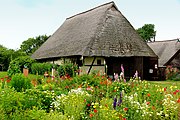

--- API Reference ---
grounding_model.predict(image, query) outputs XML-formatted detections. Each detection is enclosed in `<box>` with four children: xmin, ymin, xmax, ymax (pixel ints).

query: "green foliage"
<box><xmin>53</xmin><ymin>90</ymin><xmax>92</xmax><ymax>120</ymax></box>
<box><xmin>0</xmin><ymin>87</ymin><xmax>25</xmax><ymax>118</ymax></box>
<box><xmin>7</xmin><ymin>56</ymin><xmax>35</xmax><ymax>77</ymax></box>
<box><xmin>20</xmin><ymin>35</ymin><xmax>50</xmax><ymax>55</ymax></box>
<box><xmin>57</xmin><ymin>63</ymin><xmax>78</xmax><ymax>77</ymax></box>
<box><xmin>10</xmin><ymin>73</ymin><xmax>32</xmax><ymax>92</ymax></box>
<box><xmin>31</xmin><ymin>63</ymin><xmax>56</xmax><ymax>75</ymax></box>
<box><xmin>24</xmin><ymin>89</ymin><xmax>56</xmax><ymax>112</ymax></box>
<box><xmin>0</xmin><ymin>71</ymin><xmax>180</xmax><ymax>119</ymax></box>
<box><xmin>0</xmin><ymin>45</ymin><xmax>26</xmax><ymax>71</ymax></box>
<box><xmin>165</xmin><ymin>66</ymin><xmax>180</xmax><ymax>81</ymax></box>
<box><xmin>136</xmin><ymin>24</ymin><xmax>156</xmax><ymax>42</ymax></box>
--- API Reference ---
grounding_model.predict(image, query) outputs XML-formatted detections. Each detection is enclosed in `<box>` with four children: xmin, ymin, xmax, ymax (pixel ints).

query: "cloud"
<box><xmin>15</xmin><ymin>0</ymin><xmax>55</xmax><ymax>8</ymax></box>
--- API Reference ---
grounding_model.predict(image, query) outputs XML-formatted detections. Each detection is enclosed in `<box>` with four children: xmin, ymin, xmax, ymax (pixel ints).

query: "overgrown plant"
<box><xmin>7</xmin><ymin>56</ymin><xmax>35</xmax><ymax>77</ymax></box>
<box><xmin>31</xmin><ymin>63</ymin><xmax>58</xmax><ymax>75</ymax></box>
<box><xmin>57</xmin><ymin>63</ymin><xmax>78</xmax><ymax>77</ymax></box>
<box><xmin>10</xmin><ymin>73</ymin><xmax>32</xmax><ymax>92</ymax></box>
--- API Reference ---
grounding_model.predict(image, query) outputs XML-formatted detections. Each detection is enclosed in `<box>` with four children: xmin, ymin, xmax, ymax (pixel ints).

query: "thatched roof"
<box><xmin>32</xmin><ymin>1</ymin><xmax>157</xmax><ymax>60</ymax></box>
<box><xmin>148</xmin><ymin>39</ymin><xmax>180</xmax><ymax>67</ymax></box>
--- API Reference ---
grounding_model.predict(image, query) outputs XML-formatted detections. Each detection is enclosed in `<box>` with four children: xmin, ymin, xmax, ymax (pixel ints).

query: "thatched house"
<box><xmin>32</xmin><ymin>2</ymin><xmax>158</xmax><ymax>80</ymax></box>
<box><xmin>148</xmin><ymin>39</ymin><xmax>180</xmax><ymax>79</ymax></box>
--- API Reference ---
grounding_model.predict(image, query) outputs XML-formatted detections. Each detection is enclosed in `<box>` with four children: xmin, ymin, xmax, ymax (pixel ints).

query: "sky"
<box><xmin>0</xmin><ymin>0</ymin><xmax>180</xmax><ymax>50</ymax></box>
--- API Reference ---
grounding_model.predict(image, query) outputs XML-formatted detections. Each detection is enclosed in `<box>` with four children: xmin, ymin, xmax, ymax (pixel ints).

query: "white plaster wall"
<box><xmin>84</xmin><ymin>57</ymin><xmax>105</xmax><ymax>65</ymax></box>
<box><xmin>80</xmin><ymin>66</ymin><xmax>105</xmax><ymax>75</ymax></box>
<box><xmin>80</xmin><ymin>57</ymin><xmax>106</xmax><ymax>75</ymax></box>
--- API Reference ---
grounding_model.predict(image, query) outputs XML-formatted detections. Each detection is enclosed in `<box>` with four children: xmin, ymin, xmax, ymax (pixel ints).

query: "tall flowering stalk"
<box><xmin>120</xmin><ymin>64</ymin><xmax>125</xmax><ymax>82</ymax></box>
<box><xmin>114</xmin><ymin>73</ymin><xmax>119</xmax><ymax>82</ymax></box>
<box><xmin>118</xmin><ymin>91</ymin><xmax>123</xmax><ymax>106</ymax></box>
<box><xmin>113</xmin><ymin>97</ymin><xmax>117</xmax><ymax>109</ymax></box>
<box><xmin>134</xmin><ymin>70</ymin><xmax>138</xmax><ymax>80</ymax></box>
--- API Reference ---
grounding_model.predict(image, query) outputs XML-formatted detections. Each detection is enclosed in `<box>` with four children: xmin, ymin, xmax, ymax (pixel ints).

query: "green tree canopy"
<box><xmin>0</xmin><ymin>45</ymin><xmax>26</xmax><ymax>71</ymax></box>
<box><xmin>136</xmin><ymin>24</ymin><xmax>156</xmax><ymax>42</ymax></box>
<box><xmin>20</xmin><ymin>35</ymin><xmax>50</xmax><ymax>55</ymax></box>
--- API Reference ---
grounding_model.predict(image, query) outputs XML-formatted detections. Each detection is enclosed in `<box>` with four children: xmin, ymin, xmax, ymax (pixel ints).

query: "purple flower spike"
<box><xmin>118</xmin><ymin>92</ymin><xmax>123</xmax><ymax>106</ymax></box>
<box><xmin>113</xmin><ymin>97</ymin><xmax>117</xmax><ymax>109</ymax></box>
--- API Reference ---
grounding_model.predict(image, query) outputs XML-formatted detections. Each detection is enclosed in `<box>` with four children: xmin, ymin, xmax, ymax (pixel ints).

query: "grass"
<box><xmin>0</xmin><ymin>71</ymin><xmax>7</xmax><ymax>78</ymax></box>
<box><xmin>0</xmin><ymin>72</ymin><xmax>43</xmax><ymax>80</ymax></box>
<box><xmin>150</xmin><ymin>80</ymin><xmax>180</xmax><ymax>88</ymax></box>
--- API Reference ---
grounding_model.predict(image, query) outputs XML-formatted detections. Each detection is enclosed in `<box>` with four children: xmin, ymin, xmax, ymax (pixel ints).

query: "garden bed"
<box><xmin>0</xmin><ymin>73</ymin><xmax>179</xmax><ymax>120</ymax></box>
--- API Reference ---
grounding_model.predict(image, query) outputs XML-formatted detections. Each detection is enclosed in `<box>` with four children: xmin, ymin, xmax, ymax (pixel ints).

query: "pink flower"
<box><xmin>121</xmin><ymin>64</ymin><xmax>124</xmax><ymax>73</ymax></box>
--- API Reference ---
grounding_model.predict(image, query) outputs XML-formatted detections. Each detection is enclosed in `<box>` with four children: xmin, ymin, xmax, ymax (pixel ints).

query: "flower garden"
<box><xmin>0</xmin><ymin>65</ymin><xmax>180</xmax><ymax>120</ymax></box>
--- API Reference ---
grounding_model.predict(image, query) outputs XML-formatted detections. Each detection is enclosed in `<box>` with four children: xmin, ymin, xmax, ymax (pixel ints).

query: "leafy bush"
<box><xmin>24</xmin><ymin>89</ymin><xmax>56</xmax><ymax>112</ymax></box>
<box><xmin>7</xmin><ymin>56</ymin><xmax>35</xmax><ymax>77</ymax></box>
<box><xmin>10</xmin><ymin>73</ymin><xmax>32</xmax><ymax>92</ymax></box>
<box><xmin>57</xmin><ymin>63</ymin><xmax>78</xmax><ymax>77</ymax></box>
<box><xmin>52</xmin><ymin>88</ymin><xmax>92</xmax><ymax>119</ymax></box>
<box><xmin>165</xmin><ymin>66</ymin><xmax>180</xmax><ymax>81</ymax></box>
<box><xmin>31</xmin><ymin>63</ymin><xmax>57</xmax><ymax>75</ymax></box>
<box><xmin>0</xmin><ymin>87</ymin><xmax>25</xmax><ymax>118</ymax></box>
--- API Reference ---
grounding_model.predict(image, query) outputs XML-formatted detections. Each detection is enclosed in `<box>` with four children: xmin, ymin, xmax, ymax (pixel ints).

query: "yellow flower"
<box><xmin>162</xmin><ymin>88</ymin><xmax>164</xmax><ymax>92</ymax></box>
<box><xmin>93</xmin><ymin>105</ymin><xmax>96</xmax><ymax>108</ymax></box>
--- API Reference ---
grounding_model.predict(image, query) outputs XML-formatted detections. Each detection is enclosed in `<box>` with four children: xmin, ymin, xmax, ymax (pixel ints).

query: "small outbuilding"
<box><xmin>148</xmin><ymin>39</ymin><xmax>180</xmax><ymax>80</ymax></box>
<box><xmin>32</xmin><ymin>2</ymin><xmax>158</xmax><ymax>80</ymax></box>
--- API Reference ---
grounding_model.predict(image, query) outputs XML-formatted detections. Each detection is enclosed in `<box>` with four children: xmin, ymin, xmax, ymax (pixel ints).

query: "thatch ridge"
<box><xmin>67</xmin><ymin>1</ymin><xmax>115</xmax><ymax>20</ymax></box>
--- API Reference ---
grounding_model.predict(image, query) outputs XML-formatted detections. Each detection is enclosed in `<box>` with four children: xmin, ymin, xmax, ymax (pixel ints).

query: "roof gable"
<box><xmin>32</xmin><ymin>2</ymin><xmax>157</xmax><ymax>60</ymax></box>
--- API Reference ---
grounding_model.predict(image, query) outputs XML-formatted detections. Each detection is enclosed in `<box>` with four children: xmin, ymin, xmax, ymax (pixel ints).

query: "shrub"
<box><xmin>24</xmin><ymin>89</ymin><xmax>56</xmax><ymax>112</ymax></box>
<box><xmin>7</xmin><ymin>56</ymin><xmax>35</xmax><ymax>77</ymax></box>
<box><xmin>165</xmin><ymin>66</ymin><xmax>180</xmax><ymax>80</ymax></box>
<box><xmin>31</xmin><ymin>63</ymin><xmax>57</xmax><ymax>75</ymax></box>
<box><xmin>57</xmin><ymin>63</ymin><xmax>78</xmax><ymax>77</ymax></box>
<box><xmin>52</xmin><ymin>89</ymin><xmax>92</xmax><ymax>119</ymax></box>
<box><xmin>10</xmin><ymin>73</ymin><xmax>32</xmax><ymax>92</ymax></box>
<box><xmin>0</xmin><ymin>87</ymin><xmax>25</xmax><ymax>118</ymax></box>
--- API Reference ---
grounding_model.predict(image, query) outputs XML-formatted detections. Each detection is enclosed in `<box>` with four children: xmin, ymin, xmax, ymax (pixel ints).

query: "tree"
<box><xmin>0</xmin><ymin>45</ymin><xmax>26</xmax><ymax>71</ymax></box>
<box><xmin>20</xmin><ymin>35</ymin><xmax>50</xmax><ymax>55</ymax></box>
<box><xmin>136</xmin><ymin>24</ymin><xmax>156</xmax><ymax>42</ymax></box>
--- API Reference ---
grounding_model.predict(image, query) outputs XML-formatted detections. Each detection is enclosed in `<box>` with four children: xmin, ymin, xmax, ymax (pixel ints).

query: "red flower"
<box><xmin>164</xmin><ymin>87</ymin><xmax>167</xmax><ymax>92</ymax></box>
<box><xmin>146</xmin><ymin>101</ymin><xmax>150</xmax><ymax>105</ymax></box>
<box><xmin>5</xmin><ymin>76</ymin><xmax>9</xmax><ymax>79</ymax></box>
<box><xmin>6</xmin><ymin>79</ymin><xmax>11</xmax><ymax>83</ymax></box>
<box><xmin>94</xmin><ymin>109</ymin><xmax>98</xmax><ymax>113</ymax></box>
<box><xmin>65</xmin><ymin>86</ymin><xmax>69</xmax><ymax>89</ymax></box>
<box><xmin>123</xmin><ymin>107</ymin><xmax>128</xmax><ymax>111</ymax></box>
<box><xmin>176</xmin><ymin>90</ymin><xmax>179</xmax><ymax>93</ymax></box>
<box><xmin>1</xmin><ymin>78</ymin><xmax>4</xmax><ymax>82</ymax></box>
<box><xmin>177</xmin><ymin>98</ymin><xmax>180</xmax><ymax>103</ymax></box>
<box><xmin>108</xmin><ymin>77</ymin><xmax>112</xmax><ymax>81</ymax></box>
<box><xmin>89</xmin><ymin>113</ymin><xmax>93</xmax><ymax>118</ymax></box>
<box><xmin>86</xmin><ymin>87</ymin><xmax>92</xmax><ymax>91</ymax></box>
<box><xmin>87</xmin><ymin>104</ymin><xmax>91</xmax><ymax>107</ymax></box>
<box><xmin>113</xmin><ymin>89</ymin><xmax>117</xmax><ymax>92</ymax></box>
<box><xmin>173</xmin><ymin>91</ymin><xmax>177</xmax><ymax>95</ymax></box>
<box><xmin>123</xmin><ymin>118</ymin><xmax>127</xmax><ymax>120</ymax></box>
<box><xmin>147</xmin><ymin>93</ymin><xmax>151</xmax><ymax>97</ymax></box>
<box><xmin>152</xmin><ymin>106</ymin><xmax>156</xmax><ymax>110</ymax></box>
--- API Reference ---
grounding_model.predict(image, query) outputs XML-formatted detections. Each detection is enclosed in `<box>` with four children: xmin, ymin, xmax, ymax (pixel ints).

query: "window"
<box><xmin>97</xmin><ymin>59</ymin><xmax>101</xmax><ymax>65</ymax></box>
